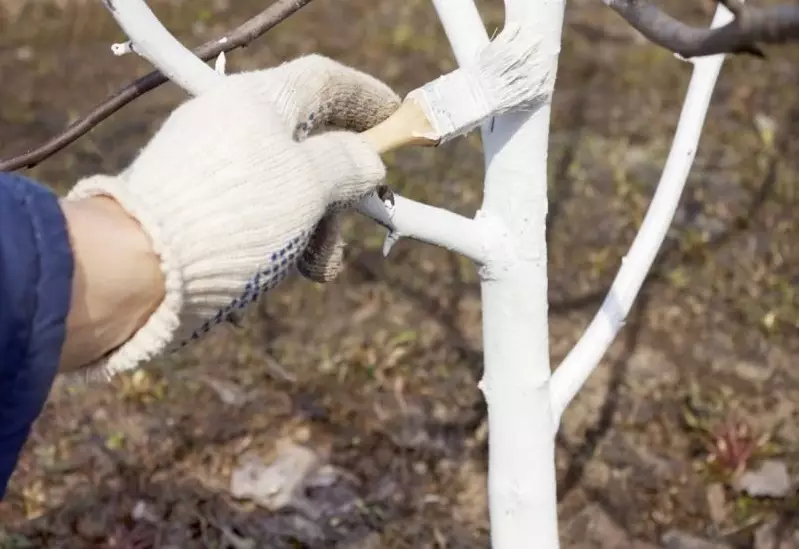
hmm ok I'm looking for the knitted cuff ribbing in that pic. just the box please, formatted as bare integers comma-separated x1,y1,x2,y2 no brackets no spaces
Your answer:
65,175,184,380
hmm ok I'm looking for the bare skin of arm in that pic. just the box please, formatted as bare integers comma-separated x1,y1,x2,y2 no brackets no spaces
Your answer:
58,196,165,373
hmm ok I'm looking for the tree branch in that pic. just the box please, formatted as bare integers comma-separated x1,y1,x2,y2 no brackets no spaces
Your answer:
0,0,314,172
605,0,799,58
550,1,736,421
358,192,496,265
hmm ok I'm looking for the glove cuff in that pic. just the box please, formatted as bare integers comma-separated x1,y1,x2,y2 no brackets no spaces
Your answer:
65,175,185,380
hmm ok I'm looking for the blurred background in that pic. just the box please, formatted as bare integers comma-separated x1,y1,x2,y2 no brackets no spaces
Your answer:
0,0,797,547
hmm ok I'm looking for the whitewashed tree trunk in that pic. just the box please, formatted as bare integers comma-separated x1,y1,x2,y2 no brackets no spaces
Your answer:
474,0,565,545
103,0,738,547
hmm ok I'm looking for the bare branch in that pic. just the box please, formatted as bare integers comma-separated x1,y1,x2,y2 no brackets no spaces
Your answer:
0,0,314,172
605,0,799,58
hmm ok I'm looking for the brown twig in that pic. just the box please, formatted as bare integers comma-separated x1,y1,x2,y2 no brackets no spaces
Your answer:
0,0,315,172
604,0,799,58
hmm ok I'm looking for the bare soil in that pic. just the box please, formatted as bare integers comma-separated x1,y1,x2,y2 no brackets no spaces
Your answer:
0,0,797,547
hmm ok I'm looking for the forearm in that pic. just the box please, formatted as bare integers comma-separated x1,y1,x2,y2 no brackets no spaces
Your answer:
0,173,73,496
58,196,165,373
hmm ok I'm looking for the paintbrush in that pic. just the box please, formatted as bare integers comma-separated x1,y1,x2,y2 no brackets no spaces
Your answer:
361,23,556,154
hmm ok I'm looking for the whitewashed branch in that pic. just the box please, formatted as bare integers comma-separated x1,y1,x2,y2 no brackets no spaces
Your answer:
104,0,493,266
429,0,497,168
430,0,490,61
548,2,737,423
102,0,223,95
359,193,494,263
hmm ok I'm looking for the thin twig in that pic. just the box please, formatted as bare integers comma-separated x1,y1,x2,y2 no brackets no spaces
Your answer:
604,0,799,58
0,0,315,172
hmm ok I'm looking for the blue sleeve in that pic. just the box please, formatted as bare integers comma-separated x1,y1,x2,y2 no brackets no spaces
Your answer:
0,172,73,498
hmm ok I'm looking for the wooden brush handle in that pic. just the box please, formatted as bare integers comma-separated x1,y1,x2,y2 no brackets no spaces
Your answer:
361,95,439,154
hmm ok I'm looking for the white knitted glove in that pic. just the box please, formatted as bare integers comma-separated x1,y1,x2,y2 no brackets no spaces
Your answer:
65,54,400,379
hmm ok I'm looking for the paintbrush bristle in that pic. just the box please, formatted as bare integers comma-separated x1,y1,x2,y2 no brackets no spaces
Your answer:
477,23,555,114
408,22,556,143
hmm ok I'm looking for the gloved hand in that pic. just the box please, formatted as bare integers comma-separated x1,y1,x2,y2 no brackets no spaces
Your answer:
65,54,400,380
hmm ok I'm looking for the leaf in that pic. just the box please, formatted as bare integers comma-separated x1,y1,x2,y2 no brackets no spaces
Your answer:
229,439,320,511
198,375,250,406
733,459,794,498
706,483,728,525
388,330,418,348
754,113,776,151
105,431,126,451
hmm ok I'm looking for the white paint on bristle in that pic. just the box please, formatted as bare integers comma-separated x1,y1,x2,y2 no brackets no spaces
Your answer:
408,23,557,143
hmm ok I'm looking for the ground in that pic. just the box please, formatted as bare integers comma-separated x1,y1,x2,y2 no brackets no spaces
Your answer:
0,0,797,547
